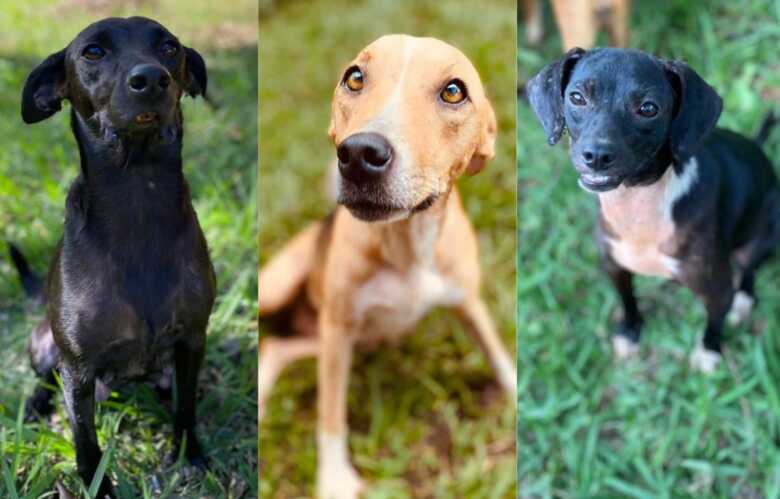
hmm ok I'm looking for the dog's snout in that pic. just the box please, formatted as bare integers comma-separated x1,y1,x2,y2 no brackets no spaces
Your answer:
581,145,615,170
127,64,171,97
337,132,394,184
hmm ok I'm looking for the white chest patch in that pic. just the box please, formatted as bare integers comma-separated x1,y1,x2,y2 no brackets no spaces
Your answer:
600,159,698,279
353,264,463,343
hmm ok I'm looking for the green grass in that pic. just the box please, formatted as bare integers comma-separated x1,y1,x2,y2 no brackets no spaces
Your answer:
518,1,780,497
0,2,258,497
259,0,516,497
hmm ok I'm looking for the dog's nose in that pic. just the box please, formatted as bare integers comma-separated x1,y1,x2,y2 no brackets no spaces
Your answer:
127,64,171,98
337,132,394,184
581,145,615,170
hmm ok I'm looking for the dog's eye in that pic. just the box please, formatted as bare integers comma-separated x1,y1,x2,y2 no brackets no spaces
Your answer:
440,79,468,104
160,41,179,58
569,91,586,106
82,44,106,61
343,67,364,92
638,102,659,118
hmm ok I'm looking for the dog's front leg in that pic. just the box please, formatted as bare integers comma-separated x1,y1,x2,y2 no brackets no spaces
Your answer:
603,253,643,360
317,312,363,499
171,338,207,468
456,296,517,395
60,362,115,498
686,265,734,373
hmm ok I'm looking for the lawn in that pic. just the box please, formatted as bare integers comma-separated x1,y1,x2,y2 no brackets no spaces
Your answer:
518,1,780,497
0,1,258,497
259,0,516,497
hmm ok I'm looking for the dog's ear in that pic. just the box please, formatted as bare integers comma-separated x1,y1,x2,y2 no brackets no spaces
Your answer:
526,47,585,145
663,60,722,162
466,97,497,175
184,47,207,98
21,49,68,124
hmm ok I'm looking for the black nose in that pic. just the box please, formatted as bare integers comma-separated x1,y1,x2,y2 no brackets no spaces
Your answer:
581,144,615,170
337,132,394,184
127,64,171,98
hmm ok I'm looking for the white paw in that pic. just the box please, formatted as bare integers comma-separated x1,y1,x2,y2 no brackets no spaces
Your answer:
317,462,364,499
318,432,364,499
689,343,721,374
727,291,754,326
495,352,517,396
612,335,639,360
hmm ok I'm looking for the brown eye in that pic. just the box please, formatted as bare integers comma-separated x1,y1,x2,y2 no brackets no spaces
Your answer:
569,91,586,106
160,40,179,58
440,79,467,104
82,44,105,61
343,67,364,92
638,101,659,118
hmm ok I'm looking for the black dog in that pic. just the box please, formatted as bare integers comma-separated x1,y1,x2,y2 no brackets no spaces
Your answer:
527,48,779,371
15,17,215,497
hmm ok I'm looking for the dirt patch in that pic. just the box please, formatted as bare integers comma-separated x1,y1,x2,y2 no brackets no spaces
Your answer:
61,0,157,15
192,22,257,50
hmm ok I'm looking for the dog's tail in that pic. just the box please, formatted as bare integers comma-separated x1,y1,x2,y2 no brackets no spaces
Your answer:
8,243,44,301
259,220,325,317
756,111,778,146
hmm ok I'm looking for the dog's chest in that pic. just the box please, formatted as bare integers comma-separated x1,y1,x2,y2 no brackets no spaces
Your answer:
599,163,697,279
62,247,212,383
353,265,463,343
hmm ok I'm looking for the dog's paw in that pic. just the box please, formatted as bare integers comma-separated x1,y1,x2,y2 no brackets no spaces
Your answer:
317,463,364,499
689,344,721,374
164,445,208,472
23,400,52,423
317,431,364,499
727,291,754,326
186,452,209,472
495,351,517,396
612,334,639,361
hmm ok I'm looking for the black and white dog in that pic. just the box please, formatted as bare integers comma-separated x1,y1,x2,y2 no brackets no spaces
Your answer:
527,47,779,372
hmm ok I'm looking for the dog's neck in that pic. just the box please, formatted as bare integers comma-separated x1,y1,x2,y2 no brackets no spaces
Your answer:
68,110,191,246
598,157,699,232
372,190,451,270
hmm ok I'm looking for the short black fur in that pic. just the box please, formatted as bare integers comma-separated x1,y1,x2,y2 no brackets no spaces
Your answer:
528,47,778,364
14,17,215,498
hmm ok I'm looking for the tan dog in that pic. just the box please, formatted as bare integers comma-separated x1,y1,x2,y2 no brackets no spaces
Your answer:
523,0,630,50
258,35,516,498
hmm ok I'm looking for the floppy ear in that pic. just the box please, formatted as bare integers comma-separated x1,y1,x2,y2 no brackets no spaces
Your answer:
663,60,722,162
526,47,584,145
21,49,67,124
184,47,208,97
466,98,497,175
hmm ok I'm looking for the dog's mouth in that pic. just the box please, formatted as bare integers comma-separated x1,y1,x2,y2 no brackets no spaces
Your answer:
578,172,623,193
134,112,160,126
340,199,406,222
339,193,439,223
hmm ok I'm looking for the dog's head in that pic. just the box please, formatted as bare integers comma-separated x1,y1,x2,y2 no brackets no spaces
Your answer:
527,47,722,192
21,17,206,142
328,35,496,222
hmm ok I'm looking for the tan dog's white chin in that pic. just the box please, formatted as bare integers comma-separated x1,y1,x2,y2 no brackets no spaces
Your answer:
336,174,439,223
337,197,410,223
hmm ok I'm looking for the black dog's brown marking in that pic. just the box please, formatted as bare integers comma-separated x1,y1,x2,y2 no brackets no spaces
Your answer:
527,48,779,372
16,17,214,497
